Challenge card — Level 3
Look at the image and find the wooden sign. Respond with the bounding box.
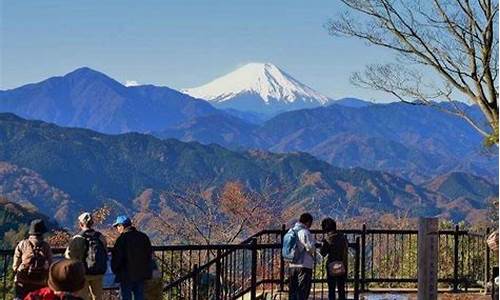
[417,217,438,300]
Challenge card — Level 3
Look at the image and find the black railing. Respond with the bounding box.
[0,225,496,300]
[162,237,361,299]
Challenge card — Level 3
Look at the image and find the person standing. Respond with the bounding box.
[111,216,152,300]
[320,218,348,300]
[12,219,53,300]
[287,213,316,300]
[65,212,108,300]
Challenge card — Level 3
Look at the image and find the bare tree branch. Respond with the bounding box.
[327,0,499,144]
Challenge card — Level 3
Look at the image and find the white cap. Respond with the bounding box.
[78,212,93,225]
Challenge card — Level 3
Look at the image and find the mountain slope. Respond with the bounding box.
[0,113,468,226]
[0,67,218,134]
[157,102,497,182]
[423,172,498,203]
[0,162,79,225]
[0,197,58,248]
[256,103,497,182]
[184,63,331,113]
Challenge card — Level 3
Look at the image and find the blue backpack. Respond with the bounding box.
[282,228,301,262]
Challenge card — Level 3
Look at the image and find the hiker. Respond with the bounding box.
[320,218,348,300]
[12,219,53,300]
[111,216,153,300]
[24,259,86,300]
[283,213,316,300]
[65,212,108,300]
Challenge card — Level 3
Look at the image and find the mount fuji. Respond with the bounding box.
[183,63,332,114]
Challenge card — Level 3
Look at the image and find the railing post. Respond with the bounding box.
[2,254,7,300]
[192,264,198,300]
[279,224,286,292]
[484,227,491,295]
[354,237,360,300]
[453,224,460,292]
[251,238,258,300]
[215,249,222,299]
[361,223,366,293]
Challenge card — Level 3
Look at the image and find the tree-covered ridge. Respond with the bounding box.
[0,197,56,248]
[159,102,498,183]
[0,113,495,228]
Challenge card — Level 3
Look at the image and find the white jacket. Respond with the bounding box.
[288,222,316,269]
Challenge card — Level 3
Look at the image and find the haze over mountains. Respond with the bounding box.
[0,66,497,228]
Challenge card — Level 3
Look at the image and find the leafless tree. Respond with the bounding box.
[327,0,499,144]
[133,180,283,245]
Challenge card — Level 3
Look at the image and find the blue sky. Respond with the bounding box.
[1,0,399,101]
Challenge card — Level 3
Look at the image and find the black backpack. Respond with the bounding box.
[80,231,108,275]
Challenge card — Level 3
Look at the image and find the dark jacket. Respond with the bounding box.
[111,226,152,283]
[320,232,348,271]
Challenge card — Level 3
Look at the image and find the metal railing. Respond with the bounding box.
[0,225,495,300]
[162,237,361,299]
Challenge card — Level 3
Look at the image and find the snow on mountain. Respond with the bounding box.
[183,63,331,113]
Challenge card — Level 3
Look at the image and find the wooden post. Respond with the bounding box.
[418,217,438,300]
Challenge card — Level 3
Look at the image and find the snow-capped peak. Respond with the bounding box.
[183,63,330,106]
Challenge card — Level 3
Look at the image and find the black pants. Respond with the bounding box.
[327,275,346,300]
[289,267,312,300]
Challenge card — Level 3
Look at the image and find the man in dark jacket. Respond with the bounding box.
[111,216,152,300]
[320,218,348,300]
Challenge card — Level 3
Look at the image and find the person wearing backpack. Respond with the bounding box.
[111,215,152,300]
[65,213,108,300]
[320,218,348,300]
[12,219,53,300]
[283,213,316,300]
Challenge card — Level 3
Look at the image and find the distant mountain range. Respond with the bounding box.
[1,114,495,228]
[0,67,496,200]
[158,102,497,183]
[184,63,331,114]
[0,67,220,134]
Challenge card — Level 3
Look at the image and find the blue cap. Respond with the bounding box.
[112,215,131,227]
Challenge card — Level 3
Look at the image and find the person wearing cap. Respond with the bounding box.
[111,215,152,300]
[24,259,86,300]
[65,212,108,300]
[12,219,53,300]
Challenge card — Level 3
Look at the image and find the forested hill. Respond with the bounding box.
[0,113,494,228]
